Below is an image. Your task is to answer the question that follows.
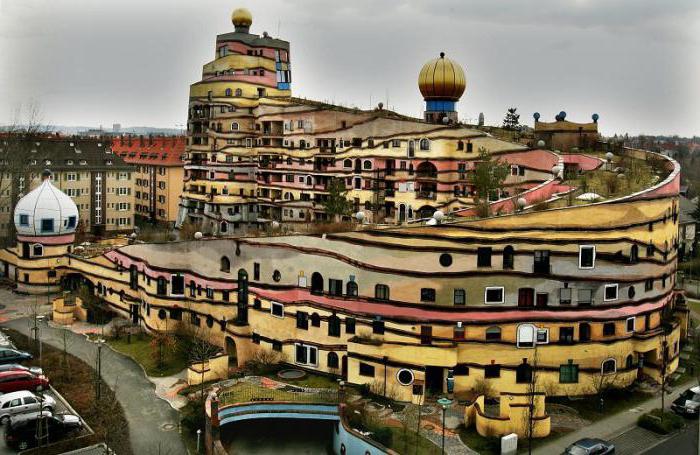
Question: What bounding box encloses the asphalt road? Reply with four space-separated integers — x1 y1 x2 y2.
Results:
645 418 699 454
1 318 186 455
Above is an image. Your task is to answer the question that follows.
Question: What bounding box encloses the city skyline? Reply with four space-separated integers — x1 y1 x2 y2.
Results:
1 0 698 137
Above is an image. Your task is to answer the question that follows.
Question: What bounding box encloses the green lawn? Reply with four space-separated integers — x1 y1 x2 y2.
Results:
388 427 442 455
458 426 501 455
107 333 189 377
549 388 654 422
261 370 340 389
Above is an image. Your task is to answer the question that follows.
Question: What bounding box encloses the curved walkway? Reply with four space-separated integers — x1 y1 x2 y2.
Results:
1 317 186 455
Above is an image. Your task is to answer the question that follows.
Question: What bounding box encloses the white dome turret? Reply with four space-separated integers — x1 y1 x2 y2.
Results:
14 171 79 237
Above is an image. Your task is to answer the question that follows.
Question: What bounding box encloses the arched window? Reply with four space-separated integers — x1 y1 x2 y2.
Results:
363 160 372 170
32 244 43 257
485 326 501 341
220 256 231 273
375 284 390 300
343 159 352 168
235 88 242 97
457 140 464 151
625 354 635 369
327 352 339 369
579 323 591 341
189 280 196 297
503 245 514 270
220 222 228 233
419 138 430 151
311 312 321 327
225 88 232 97
346 281 358 297
311 272 324 295
516 361 533 383
328 314 341 337
231 122 239 131
601 358 616 375
517 324 536 348
630 244 639 263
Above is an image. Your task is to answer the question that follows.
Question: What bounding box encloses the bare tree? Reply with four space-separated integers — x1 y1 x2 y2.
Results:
523 348 539 455
176 311 221 402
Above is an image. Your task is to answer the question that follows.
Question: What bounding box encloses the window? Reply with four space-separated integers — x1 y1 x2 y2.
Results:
271 302 284 318
626 317 635 333
485 326 501 341
420 288 436 302
453 289 466 306
559 327 574 344
40 218 54 233
67 216 77 228
206 287 214 299
477 247 492 267
439 253 453 267
601 359 616 375
517 324 536 348
328 314 341 337
253 263 260 281
579 323 591 341
32 244 43 257
577 289 593 305
484 364 501 378
359 362 375 377
19 214 29 226
295 344 318 367
419 138 430 151
329 279 343 296
327 352 339 369
272 270 281 282
559 287 572 305
375 284 390 300
645 279 654 292
516 362 533 383
156 277 167 295
171 275 185 295
502 246 514 270
220 256 230 273
484 287 504 304
603 322 616 336
536 328 549 344
311 313 321 327
559 361 579 383
296 311 308 329
533 250 550 274
396 369 414 386
372 317 384 334
346 281 358 297
345 317 356 334
169 308 182 321
630 244 639 263
604 284 618 301
579 245 596 269
628 286 636 299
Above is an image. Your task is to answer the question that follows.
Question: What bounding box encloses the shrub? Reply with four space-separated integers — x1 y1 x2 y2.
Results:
638 409 684 434
371 426 393 447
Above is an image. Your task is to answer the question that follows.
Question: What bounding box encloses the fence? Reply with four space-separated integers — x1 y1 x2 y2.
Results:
218 381 340 407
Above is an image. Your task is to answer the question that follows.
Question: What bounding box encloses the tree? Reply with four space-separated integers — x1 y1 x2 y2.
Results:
523 348 539 455
472 148 510 217
176 312 221 403
502 107 521 131
322 177 352 220
0 102 51 246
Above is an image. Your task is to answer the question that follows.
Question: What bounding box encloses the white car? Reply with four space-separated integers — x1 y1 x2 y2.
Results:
0 333 14 349
0 391 56 423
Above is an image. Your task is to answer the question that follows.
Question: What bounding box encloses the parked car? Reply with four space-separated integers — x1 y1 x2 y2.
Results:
563 438 615 455
0 391 55 423
0 333 14 349
671 385 700 417
0 348 32 364
0 371 49 394
5 411 82 450
0 364 42 376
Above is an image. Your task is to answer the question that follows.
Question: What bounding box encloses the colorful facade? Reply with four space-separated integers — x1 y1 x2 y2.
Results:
0 8 687 417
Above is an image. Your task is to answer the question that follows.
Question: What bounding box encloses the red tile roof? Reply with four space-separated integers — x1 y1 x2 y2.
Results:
111 136 185 166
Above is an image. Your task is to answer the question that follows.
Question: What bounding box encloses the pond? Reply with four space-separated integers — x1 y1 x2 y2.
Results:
221 418 333 454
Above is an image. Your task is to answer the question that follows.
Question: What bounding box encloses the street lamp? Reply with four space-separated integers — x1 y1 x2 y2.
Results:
437 396 453 454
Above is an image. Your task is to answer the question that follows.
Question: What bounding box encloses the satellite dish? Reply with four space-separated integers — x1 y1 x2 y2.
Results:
433 210 444 222
533 112 541 121
194 232 203 240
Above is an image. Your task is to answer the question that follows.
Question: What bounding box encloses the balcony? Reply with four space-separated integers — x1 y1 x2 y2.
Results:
415 191 437 200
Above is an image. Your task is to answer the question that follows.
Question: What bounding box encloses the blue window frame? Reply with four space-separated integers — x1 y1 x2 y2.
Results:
40 218 54 233
19 214 29 226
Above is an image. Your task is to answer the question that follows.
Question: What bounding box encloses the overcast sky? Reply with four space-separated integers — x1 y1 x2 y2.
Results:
1 0 698 136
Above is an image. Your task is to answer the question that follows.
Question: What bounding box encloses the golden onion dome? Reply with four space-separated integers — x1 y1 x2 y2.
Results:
418 52 466 101
231 8 253 27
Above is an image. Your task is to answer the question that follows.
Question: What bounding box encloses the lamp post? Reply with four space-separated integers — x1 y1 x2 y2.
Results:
36 384 45 449
95 338 104 400
437 397 453 454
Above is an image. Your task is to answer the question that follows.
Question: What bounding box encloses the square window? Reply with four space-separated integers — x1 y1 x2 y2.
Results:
603 322 616 336
19 214 29 226
271 302 284 318
40 218 54 233
604 284 618 301
536 329 549 344
579 245 596 269
420 288 436 302
559 362 579 384
484 364 501 378
559 287 572 304
477 247 492 267
171 275 185 295
453 289 466 306
359 362 375 377
484 287 504 304
577 289 593 305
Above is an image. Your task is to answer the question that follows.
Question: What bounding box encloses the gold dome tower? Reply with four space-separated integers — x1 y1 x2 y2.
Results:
232 8 253 33
418 52 466 123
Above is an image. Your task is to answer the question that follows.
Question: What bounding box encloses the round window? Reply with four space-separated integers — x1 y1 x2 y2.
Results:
396 368 414 386
157 309 167 320
439 253 453 267
272 270 281 282
628 286 636 299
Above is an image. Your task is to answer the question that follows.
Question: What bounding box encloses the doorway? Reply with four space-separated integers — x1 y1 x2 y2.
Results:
225 336 238 368
425 366 444 396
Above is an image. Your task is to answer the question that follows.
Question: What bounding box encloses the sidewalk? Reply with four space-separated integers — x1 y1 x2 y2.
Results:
534 382 694 454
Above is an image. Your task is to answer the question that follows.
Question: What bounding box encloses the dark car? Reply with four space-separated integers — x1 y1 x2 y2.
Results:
563 438 615 455
0 371 49 394
0 348 32 364
5 411 83 450
0 364 43 375
671 386 700 418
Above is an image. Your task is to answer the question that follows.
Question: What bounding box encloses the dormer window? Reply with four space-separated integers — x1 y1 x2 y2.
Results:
79 160 87 165
66 160 74 166
40 218 54 233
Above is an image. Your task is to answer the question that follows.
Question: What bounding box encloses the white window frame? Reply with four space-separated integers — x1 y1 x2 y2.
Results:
67 173 77 181
170 274 185 296
603 283 619 302
601 358 617 375
270 302 284 318
536 328 549 344
578 245 596 269
294 343 318 367
484 286 505 305
516 324 536 348
625 317 635 333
